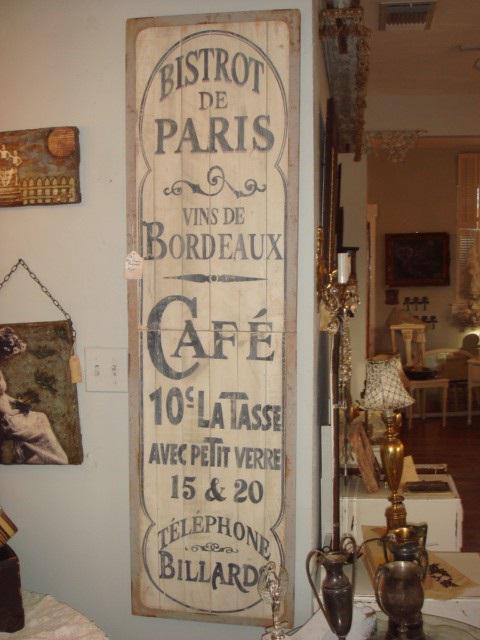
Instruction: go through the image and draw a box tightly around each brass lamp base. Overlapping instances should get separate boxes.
[381,412,407,531]
[385,492,407,531]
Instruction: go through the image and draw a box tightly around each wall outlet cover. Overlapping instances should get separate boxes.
[85,347,128,393]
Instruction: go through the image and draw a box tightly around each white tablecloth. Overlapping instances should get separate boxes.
[0,591,107,639]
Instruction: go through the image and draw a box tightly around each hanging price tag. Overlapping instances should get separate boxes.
[125,251,144,280]
[69,354,83,384]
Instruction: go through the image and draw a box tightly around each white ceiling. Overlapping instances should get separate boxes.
[362,0,480,95]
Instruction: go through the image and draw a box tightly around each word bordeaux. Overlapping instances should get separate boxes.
[143,221,283,261]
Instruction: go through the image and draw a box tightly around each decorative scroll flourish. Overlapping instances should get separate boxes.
[163,165,266,199]
[164,274,266,283]
[189,542,239,554]
[364,130,427,163]
[320,7,371,161]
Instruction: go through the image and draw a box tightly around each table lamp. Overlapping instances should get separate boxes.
[362,356,414,530]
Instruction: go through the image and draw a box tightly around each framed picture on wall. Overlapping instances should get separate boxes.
[385,232,450,287]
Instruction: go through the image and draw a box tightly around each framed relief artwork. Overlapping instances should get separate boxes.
[0,127,81,207]
[385,232,450,287]
[127,10,299,626]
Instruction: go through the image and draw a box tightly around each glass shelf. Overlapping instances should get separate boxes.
[372,612,480,639]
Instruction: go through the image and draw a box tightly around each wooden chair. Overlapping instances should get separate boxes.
[390,322,426,367]
[467,358,480,425]
[369,352,450,429]
[424,348,471,413]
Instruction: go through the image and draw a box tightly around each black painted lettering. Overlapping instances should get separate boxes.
[231,52,249,85]
[143,221,167,259]
[212,321,237,359]
[253,114,274,151]
[208,117,234,152]
[185,50,200,86]
[158,64,174,101]
[248,321,274,361]
[155,118,177,154]
[147,295,200,380]
[175,118,207,154]
[214,48,230,83]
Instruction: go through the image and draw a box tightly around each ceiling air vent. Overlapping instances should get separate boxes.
[379,1,436,31]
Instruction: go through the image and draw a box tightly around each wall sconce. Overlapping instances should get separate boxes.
[317,229,360,404]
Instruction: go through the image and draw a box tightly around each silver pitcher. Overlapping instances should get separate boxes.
[375,560,425,640]
[383,524,429,579]
[306,535,357,640]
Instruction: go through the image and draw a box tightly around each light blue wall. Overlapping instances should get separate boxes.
[0,2,327,638]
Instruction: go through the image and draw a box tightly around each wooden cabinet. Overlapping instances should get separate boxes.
[340,474,463,551]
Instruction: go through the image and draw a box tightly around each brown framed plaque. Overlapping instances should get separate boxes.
[127,11,299,625]
[0,127,80,207]
[385,232,450,287]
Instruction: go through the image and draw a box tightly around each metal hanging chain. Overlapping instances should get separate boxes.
[0,258,76,342]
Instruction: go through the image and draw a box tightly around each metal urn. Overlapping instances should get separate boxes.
[306,535,357,640]
[375,560,426,640]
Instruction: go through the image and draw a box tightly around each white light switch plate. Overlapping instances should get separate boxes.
[85,347,128,393]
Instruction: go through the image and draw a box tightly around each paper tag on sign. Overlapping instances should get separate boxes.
[125,251,144,279]
[69,354,83,384]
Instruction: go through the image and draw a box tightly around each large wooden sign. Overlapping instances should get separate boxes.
[127,11,299,625]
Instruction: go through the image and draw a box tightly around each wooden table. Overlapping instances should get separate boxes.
[340,474,463,551]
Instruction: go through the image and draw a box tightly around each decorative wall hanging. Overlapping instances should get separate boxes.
[320,6,370,161]
[126,11,299,626]
[363,130,427,163]
[0,260,83,464]
[385,233,450,287]
[0,127,80,207]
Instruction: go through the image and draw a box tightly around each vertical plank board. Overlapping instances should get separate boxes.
[127,10,299,626]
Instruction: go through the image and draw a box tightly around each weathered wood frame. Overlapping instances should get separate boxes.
[127,10,300,626]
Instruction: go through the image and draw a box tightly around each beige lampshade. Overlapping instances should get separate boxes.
[362,356,414,412]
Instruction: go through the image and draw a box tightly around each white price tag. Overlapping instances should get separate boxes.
[125,251,144,280]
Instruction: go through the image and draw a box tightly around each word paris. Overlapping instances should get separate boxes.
[156,48,272,154]
[127,11,299,626]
